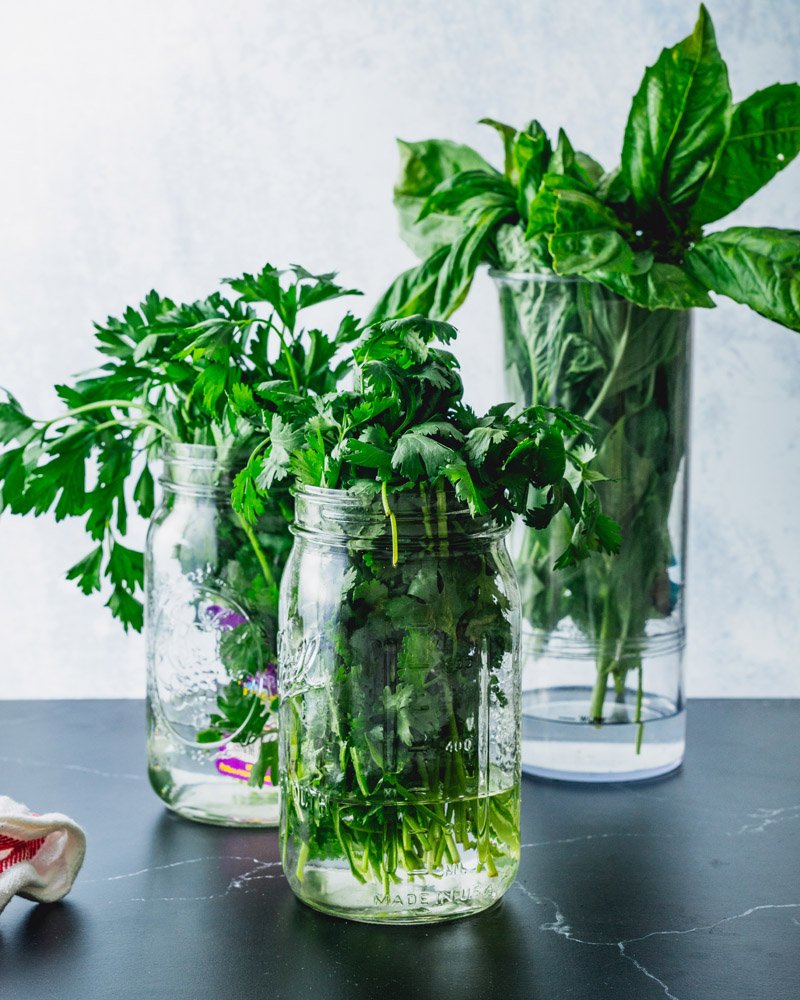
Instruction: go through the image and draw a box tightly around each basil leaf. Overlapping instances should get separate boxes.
[432,204,509,319]
[574,151,605,188]
[595,262,714,310]
[512,120,552,219]
[368,245,450,321]
[418,170,514,221]
[394,139,497,258]
[495,223,551,273]
[479,117,518,179]
[525,173,588,239]
[550,190,636,276]
[692,83,800,225]
[621,4,732,216]
[686,227,800,331]
[548,128,577,176]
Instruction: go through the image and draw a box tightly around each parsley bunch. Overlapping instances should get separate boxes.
[0,264,362,630]
[0,264,362,787]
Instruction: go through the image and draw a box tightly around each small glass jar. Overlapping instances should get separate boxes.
[492,272,690,781]
[146,443,288,826]
[278,486,521,924]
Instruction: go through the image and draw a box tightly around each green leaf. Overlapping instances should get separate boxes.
[259,414,304,490]
[248,738,278,788]
[195,363,227,411]
[432,204,509,319]
[494,223,551,272]
[0,391,34,445]
[229,381,258,416]
[418,170,514,221]
[443,461,488,515]
[344,429,393,475]
[293,267,363,311]
[105,541,144,592]
[65,546,104,595]
[465,424,508,465]
[547,128,576,176]
[368,246,449,322]
[132,464,155,519]
[692,83,800,225]
[574,150,605,188]
[0,447,29,513]
[479,117,518,178]
[595,261,715,310]
[512,121,552,218]
[391,428,458,480]
[105,587,144,632]
[621,4,732,215]
[30,429,93,520]
[232,463,265,523]
[394,139,496,258]
[685,227,800,331]
[549,190,637,275]
[525,173,588,240]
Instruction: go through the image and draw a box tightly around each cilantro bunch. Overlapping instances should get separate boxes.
[233,315,619,565]
[230,315,618,901]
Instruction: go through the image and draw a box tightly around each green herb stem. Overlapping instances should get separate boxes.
[41,400,177,441]
[235,511,277,590]
[381,480,399,566]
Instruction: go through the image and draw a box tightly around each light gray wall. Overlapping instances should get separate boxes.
[1,0,798,697]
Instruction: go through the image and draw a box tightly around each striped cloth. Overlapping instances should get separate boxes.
[0,796,85,914]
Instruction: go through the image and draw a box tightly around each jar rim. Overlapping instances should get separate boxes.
[160,441,220,464]
[292,484,509,545]
[488,268,583,285]
[295,483,479,514]
[159,441,231,494]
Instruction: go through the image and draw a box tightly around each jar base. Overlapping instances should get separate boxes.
[149,766,280,827]
[521,687,685,783]
[286,858,517,924]
[294,890,507,925]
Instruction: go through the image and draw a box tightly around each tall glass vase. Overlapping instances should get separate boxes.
[492,272,691,781]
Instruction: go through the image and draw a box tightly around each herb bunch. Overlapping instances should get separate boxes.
[0,264,362,784]
[373,5,799,734]
[234,315,619,565]
[0,263,361,630]
[235,315,619,900]
[375,5,800,328]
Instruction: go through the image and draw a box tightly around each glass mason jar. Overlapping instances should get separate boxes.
[278,486,521,924]
[492,272,691,782]
[146,443,289,825]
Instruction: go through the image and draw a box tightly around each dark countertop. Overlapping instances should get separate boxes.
[0,699,798,1000]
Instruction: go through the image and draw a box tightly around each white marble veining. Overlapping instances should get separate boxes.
[516,882,800,1000]
[0,753,144,782]
[93,855,281,903]
[0,1,798,698]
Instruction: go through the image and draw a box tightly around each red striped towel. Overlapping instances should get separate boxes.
[0,796,86,913]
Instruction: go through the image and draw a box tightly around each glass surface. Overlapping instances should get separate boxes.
[146,443,285,825]
[493,273,690,781]
[278,487,522,922]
